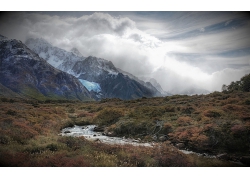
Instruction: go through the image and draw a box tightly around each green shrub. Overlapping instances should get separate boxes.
[94,108,124,126]
[203,109,224,118]
[46,143,58,151]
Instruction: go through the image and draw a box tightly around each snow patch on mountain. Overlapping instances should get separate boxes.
[94,57,119,76]
[0,37,93,101]
[79,79,101,93]
[70,47,83,57]
[25,38,85,72]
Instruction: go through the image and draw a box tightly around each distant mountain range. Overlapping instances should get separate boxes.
[1,35,208,101]
[0,35,92,101]
[25,38,164,100]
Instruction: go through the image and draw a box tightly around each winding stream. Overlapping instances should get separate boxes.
[60,125,246,165]
[60,125,213,155]
[60,125,153,147]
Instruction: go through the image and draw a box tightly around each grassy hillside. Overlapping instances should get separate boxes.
[0,90,249,166]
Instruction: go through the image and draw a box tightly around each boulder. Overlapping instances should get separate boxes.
[93,126,104,132]
[159,135,167,142]
[64,131,71,134]
[176,143,185,149]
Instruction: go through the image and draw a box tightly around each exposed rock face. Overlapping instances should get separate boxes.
[117,68,163,97]
[0,37,93,101]
[0,82,23,98]
[71,56,159,100]
[26,38,163,100]
[70,47,83,57]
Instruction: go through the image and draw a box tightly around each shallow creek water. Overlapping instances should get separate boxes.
[60,125,153,147]
[60,125,218,158]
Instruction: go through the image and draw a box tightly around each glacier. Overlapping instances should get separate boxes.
[79,79,101,93]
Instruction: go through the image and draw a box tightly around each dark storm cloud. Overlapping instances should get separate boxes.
[162,16,250,40]
[0,12,135,42]
[0,11,250,94]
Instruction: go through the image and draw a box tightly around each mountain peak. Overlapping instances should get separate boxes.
[0,37,93,101]
[84,56,118,74]
[25,38,85,72]
[25,37,52,48]
[70,47,83,57]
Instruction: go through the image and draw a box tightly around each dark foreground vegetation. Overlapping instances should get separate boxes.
[1,73,250,167]
[0,88,250,166]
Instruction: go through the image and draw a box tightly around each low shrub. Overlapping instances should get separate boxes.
[46,143,58,152]
[177,116,193,126]
[203,109,224,118]
[94,108,124,126]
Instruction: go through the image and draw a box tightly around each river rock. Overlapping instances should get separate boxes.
[106,131,116,136]
[176,143,185,149]
[64,131,71,133]
[159,135,167,142]
[93,126,104,132]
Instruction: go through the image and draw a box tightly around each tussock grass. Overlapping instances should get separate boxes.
[0,91,249,166]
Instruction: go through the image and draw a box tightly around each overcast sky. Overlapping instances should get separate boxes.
[0,11,250,93]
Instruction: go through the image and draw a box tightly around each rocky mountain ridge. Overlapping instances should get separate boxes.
[26,38,163,100]
[0,36,93,101]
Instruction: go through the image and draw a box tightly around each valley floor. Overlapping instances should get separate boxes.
[0,91,250,166]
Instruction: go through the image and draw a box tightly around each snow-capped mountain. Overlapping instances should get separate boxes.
[0,36,93,101]
[71,56,159,100]
[26,38,162,100]
[25,38,85,73]
[70,47,83,57]
[71,56,119,81]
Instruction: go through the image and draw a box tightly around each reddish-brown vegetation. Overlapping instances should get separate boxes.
[0,91,249,166]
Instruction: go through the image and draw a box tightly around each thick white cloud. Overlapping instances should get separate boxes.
[0,12,249,94]
[173,26,250,54]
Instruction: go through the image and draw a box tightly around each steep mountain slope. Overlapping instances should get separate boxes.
[0,37,92,101]
[26,38,162,100]
[117,68,164,97]
[0,82,24,99]
[25,38,85,73]
[71,56,157,100]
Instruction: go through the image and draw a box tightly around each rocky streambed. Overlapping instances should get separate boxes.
[60,125,153,147]
[60,125,246,165]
